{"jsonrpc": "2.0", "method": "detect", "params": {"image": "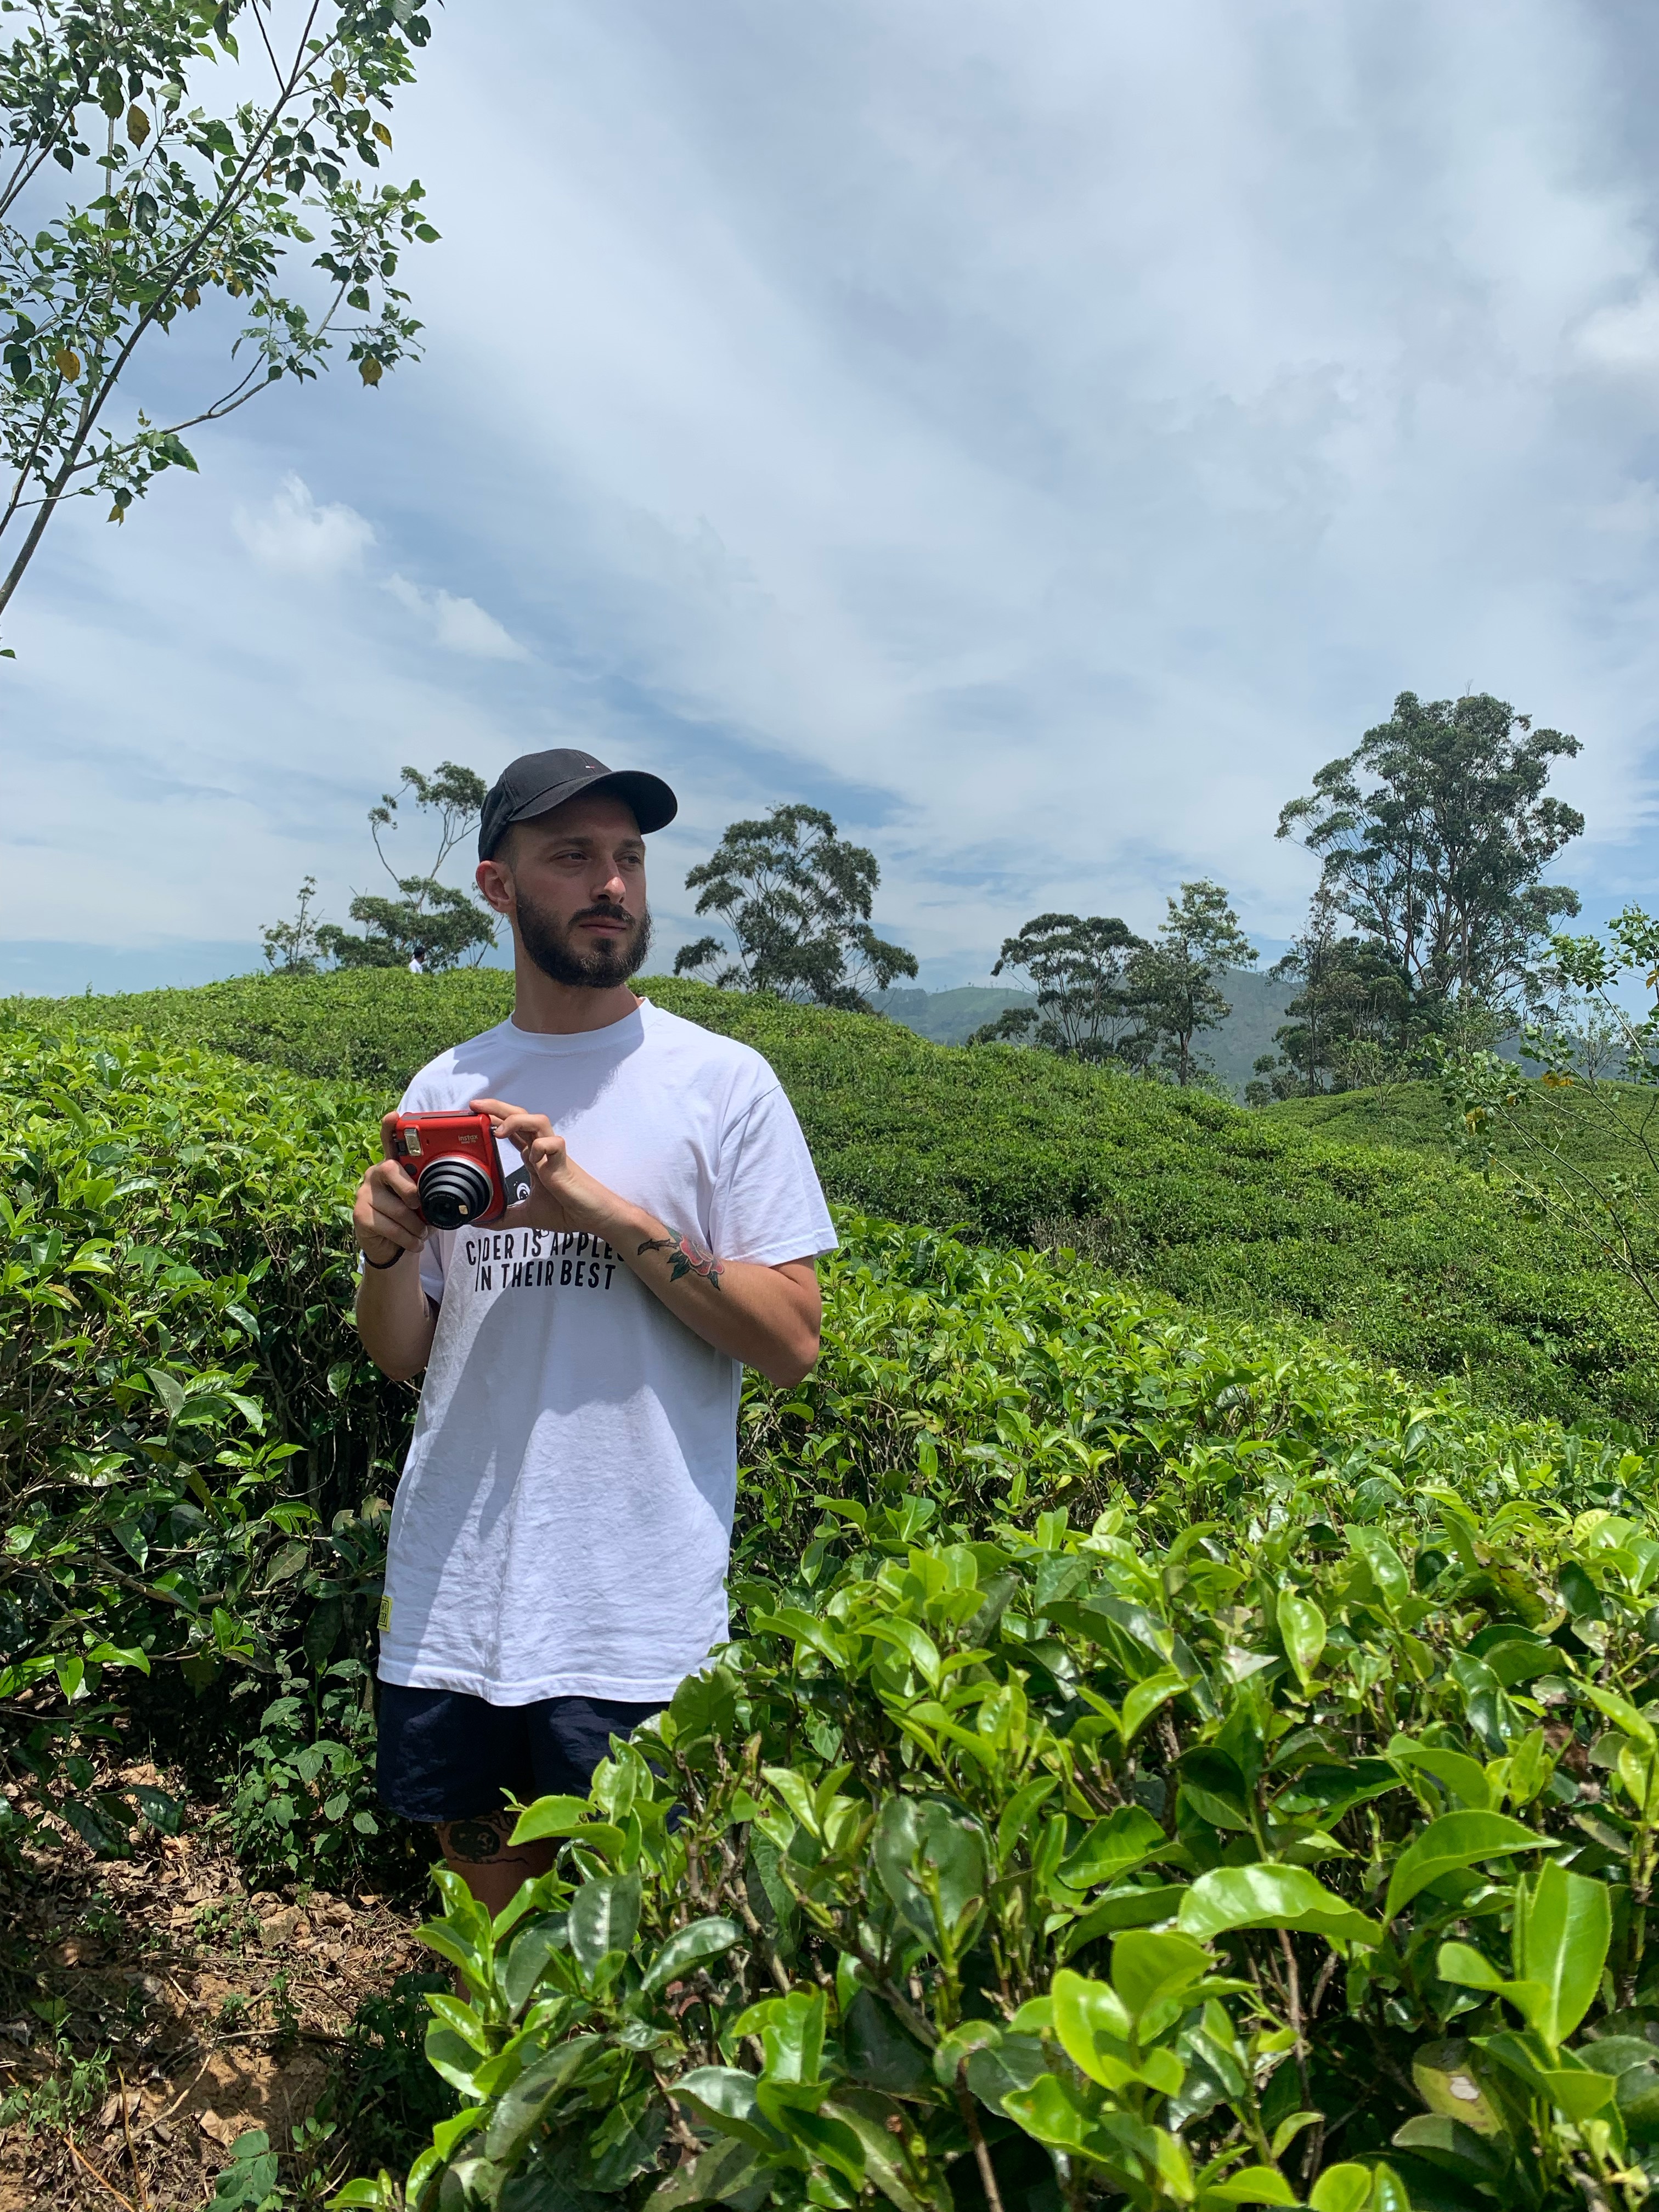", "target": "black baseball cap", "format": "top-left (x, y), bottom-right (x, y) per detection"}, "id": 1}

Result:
top-left (477, 748), bottom-right (679, 860)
